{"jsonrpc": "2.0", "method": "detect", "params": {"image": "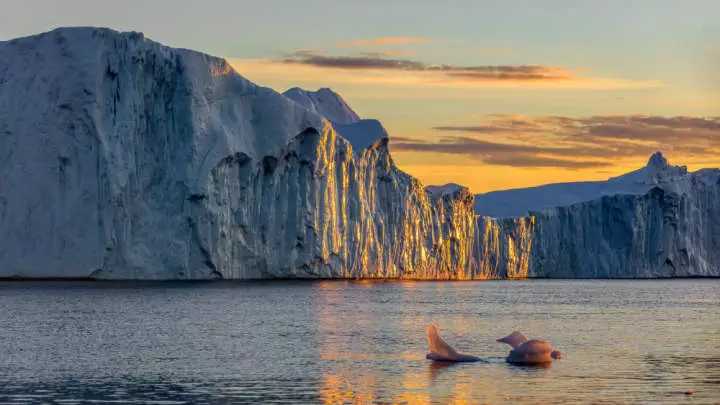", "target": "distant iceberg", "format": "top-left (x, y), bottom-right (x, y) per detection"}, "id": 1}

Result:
top-left (474, 152), bottom-right (690, 218)
top-left (472, 152), bottom-right (720, 278)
